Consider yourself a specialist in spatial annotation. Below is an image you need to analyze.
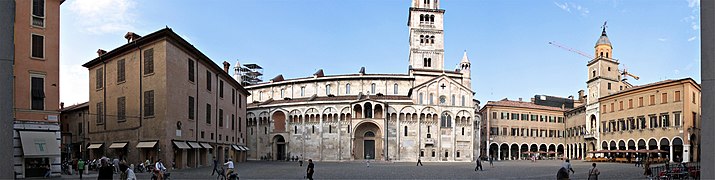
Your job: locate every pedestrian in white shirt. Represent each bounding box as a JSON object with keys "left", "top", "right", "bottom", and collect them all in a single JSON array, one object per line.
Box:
[{"left": 224, "top": 158, "right": 234, "bottom": 178}]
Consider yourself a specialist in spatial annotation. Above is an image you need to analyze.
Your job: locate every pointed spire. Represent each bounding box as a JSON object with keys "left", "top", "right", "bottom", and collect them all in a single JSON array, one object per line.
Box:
[{"left": 460, "top": 50, "right": 470, "bottom": 63}]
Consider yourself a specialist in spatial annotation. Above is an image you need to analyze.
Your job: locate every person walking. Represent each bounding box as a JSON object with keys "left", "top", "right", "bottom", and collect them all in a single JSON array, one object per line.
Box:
[
  {"left": 474, "top": 157, "right": 483, "bottom": 171},
  {"left": 113, "top": 158, "right": 120, "bottom": 174},
  {"left": 210, "top": 157, "right": 218, "bottom": 176},
  {"left": 306, "top": 159, "right": 314, "bottom": 180},
  {"left": 644, "top": 160, "right": 652, "bottom": 179},
  {"left": 119, "top": 160, "right": 129, "bottom": 180},
  {"left": 77, "top": 159, "right": 85, "bottom": 179},
  {"left": 416, "top": 157, "right": 423, "bottom": 166},
  {"left": 489, "top": 156, "right": 494, "bottom": 168},
  {"left": 562, "top": 159, "right": 575, "bottom": 175},
  {"left": 588, "top": 163, "right": 600, "bottom": 180},
  {"left": 557, "top": 166, "right": 570, "bottom": 180},
  {"left": 125, "top": 165, "right": 137, "bottom": 180}
]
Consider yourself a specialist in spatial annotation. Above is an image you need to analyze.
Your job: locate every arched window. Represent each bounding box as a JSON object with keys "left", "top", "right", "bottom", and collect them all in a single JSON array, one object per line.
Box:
[
  {"left": 393, "top": 83, "right": 398, "bottom": 94},
  {"left": 420, "top": 35, "right": 424, "bottom": 43},
  {"left": 371, "top": 83, "right": 376, "bottom": 94},
  {"left": 441, "top": 112, "right": 452, "bottom": 127},
  {"left": 420, "top": 14, "right": 424, "bottom": 22},
  {"left": 326, "top": 84, "right": 331, "bottom": 95},
  {"left": 364, "top": 131, "right": 375, "bottom": 137},
  {"left": 419, "top": 93, "right": 424, "bottom": 104},
  {"left": 606, "top": 52, "right": 609, "bottom": 58},
  {"left": 427, "top": 58, "right": 432, "bottom": 67},
  {"left": 429, "top": 93, "right": 434, "bottom": 105},
  {"left": 430, "top": 15, "right": 435, "bottom": 23},
  {"left": 423, "top": 58, "right": 428, "bottom": 67},
  {"left": 600, "top": 52, "right": 604, "bottom": 57},
  {"left": 451, "top": 94, "right": 455, "bottom": 106},
  {"left": 280, "top": 89, "right": 285, "bottom": 98},
  {"left": 346, "top": 83, "right": 351, "bottom": 94},
  {"left": 364, "top": 102, "right": 373, "bottom": 118},
  {"left": 430, "top": 36, "right": 435, "bottom": 44},
  {"left": 592, "top": 70, "right": 596, "bottom": 78}
]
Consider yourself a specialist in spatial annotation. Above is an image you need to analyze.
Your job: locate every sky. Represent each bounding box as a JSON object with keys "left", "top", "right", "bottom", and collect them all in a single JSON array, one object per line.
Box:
[{"left": 59, "top": 0, "right": 701, "bottom": 106}]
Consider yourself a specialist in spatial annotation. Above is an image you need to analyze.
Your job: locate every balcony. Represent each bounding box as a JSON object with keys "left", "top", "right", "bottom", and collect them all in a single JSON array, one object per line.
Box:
[
  {"left": 584, "top": 130, "right": 597, "bottom": 140},
  {"left": 425, "top": 138, "right": 434, "bottom": 145}
]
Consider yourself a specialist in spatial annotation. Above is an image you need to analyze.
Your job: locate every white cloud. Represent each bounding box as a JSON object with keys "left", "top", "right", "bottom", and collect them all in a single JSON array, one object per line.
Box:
[
  {"left": 554, "top": 2, "right": 570, "bottom": 12},
  {"left": 60, "top": 63, "right": 89, "bottom": 105},
  {"left": 687, "top": 0, "right": 700, "bottom": 9},
  {"left": 688, "top": 36, "right": 697, "bottom": 41},
  {"left": 68, "top": 0, "right": 137, "bottom": 34},
  {"left": 674, "top": 69, "right": 680, "bottom": 75},
  {"left": 658, "top": 38, "right": 667, "bottom": 42}
]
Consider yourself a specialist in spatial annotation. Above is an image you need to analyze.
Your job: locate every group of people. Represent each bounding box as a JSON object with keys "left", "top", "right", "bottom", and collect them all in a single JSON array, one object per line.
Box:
[
  {"left": 557, "top": 159, "right": 600, "bottom": 180},
  {"left": 210, "top": 156, "right": 237, "bottom": 179},
  {"left": 94, "top": 157, "right": 143, "bottom": 180}
]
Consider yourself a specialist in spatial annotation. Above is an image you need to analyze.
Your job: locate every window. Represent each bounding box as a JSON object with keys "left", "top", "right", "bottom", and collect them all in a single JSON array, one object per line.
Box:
[
  {"left": 420, "top": 151, "right": 424, "bottom": 157},
  {"left": 429, "top": 93, "right": 434, "bottom": 105},
  {"left": 117, "top": 59, "right": 125, "bottom": 82},
  {"left": 220, "top": 80, "right": 224, "bottom": 98},
  {"left": 394, "top": 83, "right": 398, "bottom": 94},
  {"left": 300, "top": 87, "right": 305, "bottom": 96},
  {"left": 232, "top": 89, "right": 236, "bottom": 104},
  {"left": 675, "top": 91, "right": 681, "bottom": 102},
  {"left": 188, "top": 96, "right": 195, "bottom": 119},
  {"left": 607, "top": 83, "right": 611, "bottom": 90},
  {"left": 639, "top": 97, "right": 644, "bottom": 107},
  {"left": 31, "top": 34, "right": 44, "bottom": 58},
  {"left": 610, "top": 103, "right": 614, "bottom": 112},
  {"left": 432, "top": 151, "right": 435, "bottom": 157},
  {"left": 96, "top": 68, "right": 103, "bottom": 90},
  {"left": 30, "top": 76, "right": 45, "bottom": 110},
  {"left": 96, "top": 102, "right": 103, "bottom": 124},
  {"left": 117, "top": 97, "right": 126, "bottom": 121},
  {"left": 662, "top": 93, "right": 668, "bottom": 104},
  {"left": 674, "top": 112, "right": 681, "bottom": 126},
  {"left": 329, "top": 125, "right": 332, "bottom": 133},
  {"left": 346, "top": 84, "right": 351, "bottom": 94},
  {"left": 238, "top": 117, "right": 242, "bottom": 131},
  {"left": 693, "top": 92, "right": 696, "bottom": 104},
  {"left": 201, "top": 131, "right": 205, "bottom": 139},
  {"left": 461, "top": 95, "right": 466, "bottom": 106},
  {"left": 238, "top": 95, "right": 242, "bottom": 108},
  {"left": 404, "top": 126, "right": 408, "bottom": 136},
  {"left": 78, "top": 123, "right": 83, "bottom": 135},
  {"left": 419, "top": 93, "right": 424, "bottom": 104},
  {"left": 661, "top": 113, "right": 670, "bottom": 127},
  {"left": 511, "top": 113, "right": 519, "bottom": 120},
  {"left": 294, "top": 126, "right": 298, "bottom": 134},
  {"left": 650, "top": 95, "right": 655, "bottom": 105},
  {"left": 440, "top": 113, "right": 451, "bottom": 127},
  {"left": 280, "top": 89, "right": 284, "bottom": 98},
  {"left": 206, "top": 71, "right": 212, "bottom": 91},
  {"left": 628, "top": 99, "right": 633, "bottom": 109},
  {"left": 144, "top": 90, "right": 154, "bottom": 117},
  {"left": 326, "top": 84, "right": 331, "bottom": 95},
  {"left": 144, "top": 48, "right": 154, "bottom": 75},
  {"left": 461, "top": 127, "right": 464, "bottom": 135},
  {"left": 312, "top": 126, "right": 315, "bottom": 134},
  {"left": 219, "top": 109, "right": 224, "bottom": 127},
  {"left": 491, "top": 112, "right": 496, "bottom": 120},
  {"left": 427, "top": 126, "right": 431, "bottom": 133},
  {"left": 32, "top": 0, "right": 44, "bottom": 27},
  {"left": 649, "top": 115, "right": 658, "bottom": 128},
  {"left": 371, "top": 83, "right": 376, "bottom": 94},
  {"left": 619, "top": 101, "right": 623, "bottom": 110},
  {"left": 439, "top": 95, "right": 446, "bottom": 104},
  {"left": 451, "top": 94, "right": 455, "bottom": 106},
  {"left": 445, "top": 151, "right": 449, "bottom": 157},
  {"left": 188, "top": 59, "right": 195, "bottom": 82},
  {"left": 206, "top": 104, "right": 211, "bottom": 124}
]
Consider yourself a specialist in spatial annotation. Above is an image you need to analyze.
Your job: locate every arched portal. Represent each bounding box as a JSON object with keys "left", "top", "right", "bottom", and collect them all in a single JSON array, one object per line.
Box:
[
  {"left": 510, "top": 144, "right": 519, "bottom": 160},
  {"left": 353, "top": 122, "right": 381, "bottom": 160},
  {"left": 672, "top": 138, "right": 683, "bottom": 162},
  {"left": 499, "top": 144, "right": 509, "bottom": 160},
  {"left": 520, "top": 144, "right": 529, "bottom": 160},
  {"left": 660, "top": 138, "right": 670, "bottom": 159},
  {"left": 489, "top": 143, "right": 499, "bottom": 159},
  {"left": 273, "top": 135, "right": 286, "bottom": 161}
]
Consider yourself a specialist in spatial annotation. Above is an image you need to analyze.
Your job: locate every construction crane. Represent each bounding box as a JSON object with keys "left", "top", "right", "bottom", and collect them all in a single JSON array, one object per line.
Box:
[
  {"left": 619, "top": 65, "right": 640, "bottom": 81},
  {"left": 548, "top": 41, "right": 593, "bottom": 60}
]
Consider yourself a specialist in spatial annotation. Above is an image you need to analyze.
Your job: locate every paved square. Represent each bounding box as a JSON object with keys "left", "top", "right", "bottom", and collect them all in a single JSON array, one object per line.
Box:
[{"left": 62, "top": 160, "right": 648, "bottom": 179}]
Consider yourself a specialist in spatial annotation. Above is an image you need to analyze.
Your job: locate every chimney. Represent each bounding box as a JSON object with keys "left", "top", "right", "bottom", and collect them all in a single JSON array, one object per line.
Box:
[
  {"left": 97, "top": 49, "right": 107, "bottom": 56},
  {"left": 578, "top": 90, "right": 585, "bottom": 101},
  {"left": 124, "top": 32, "right": 142, "bottom": 43},
  {"left": 223, "top": 61, "right": 230, "bottom": 73},
  {"left": 60, "top": 102, "right": 64, "bottom": 109},
  {"left": 530, "top": 98, "right": 535, "bottom": 103},
  {"left": 518, "top": 98, "right": 522, "bottom": 102}
]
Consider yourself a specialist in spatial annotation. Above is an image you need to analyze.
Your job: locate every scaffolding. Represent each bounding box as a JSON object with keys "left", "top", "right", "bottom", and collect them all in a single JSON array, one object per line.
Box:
[{"left": 239, "top": 63, "right": 263, "bottom": 86}]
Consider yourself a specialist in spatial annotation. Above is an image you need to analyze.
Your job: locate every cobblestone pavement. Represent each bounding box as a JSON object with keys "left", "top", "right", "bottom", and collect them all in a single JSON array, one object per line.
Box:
[{"left": 61, "top": 160, "right": 648, "bottom": 179}]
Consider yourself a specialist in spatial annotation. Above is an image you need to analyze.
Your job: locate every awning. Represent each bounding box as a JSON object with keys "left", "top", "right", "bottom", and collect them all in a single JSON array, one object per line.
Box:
[
  {"left": 172, "top": 141, "right": 191, "bottom": 149},
  {"left": 237, "top": 146, "right": 246, "bottom": 151},
  {"left": 200, "top": 143, "right": 212, "bottom": 149},
  {"left": 232, "top": 145, "right": 240, "bottom": 151},
  {"left": 87, "top": 143, "right": 103, "bottom": 149},
  {"left": 136, "top": 141, "right": 158, "bottom": 148},
  {"left": 109, "top": 142, "right": 128, "bottom": 149},
  {"left": 242, "top": 146, "right": 250, "bottom": 151},
  {"left": 187, "top": 142, "right": 202, "bottom": 149},
  {"left": 19, "top": 131, "right": 61, "bottom": 157}
]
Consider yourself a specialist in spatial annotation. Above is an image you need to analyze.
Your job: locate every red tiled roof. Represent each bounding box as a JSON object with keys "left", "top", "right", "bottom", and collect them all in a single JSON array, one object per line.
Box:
[
  {"left": 61, "top": 102, "right": 89, "bottom": 112},
  {"left": 484, "top": 99, "right": 567, "bottom": 112}
]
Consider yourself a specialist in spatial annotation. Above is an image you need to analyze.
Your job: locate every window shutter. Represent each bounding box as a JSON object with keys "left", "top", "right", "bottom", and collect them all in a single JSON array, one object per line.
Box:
[{"left": 144, "top": 49, "right": 154, "bottom": 74}]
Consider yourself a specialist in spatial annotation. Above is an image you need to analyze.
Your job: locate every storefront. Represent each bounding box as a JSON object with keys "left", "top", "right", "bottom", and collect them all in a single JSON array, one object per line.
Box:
[
  {"left": 172, "top": 141, "right": 191, "bottom": 169},
  {"left": 108, "top": 142, "right": 128, "bottom": 160},
  {"left": 86, "top": 143, "right": 104, "bottom": 160},
  {"left": 19, "top": 131, "right": 61, "bottom": 178},
  {"left": 136, "top": 141, "right": 159, "bottom": 163},
  {"left": 200, "top": 143, "right": 212, "bottom": 166},
  {"left": 186, "top": 142, "right": 202, "bottom": 167}
]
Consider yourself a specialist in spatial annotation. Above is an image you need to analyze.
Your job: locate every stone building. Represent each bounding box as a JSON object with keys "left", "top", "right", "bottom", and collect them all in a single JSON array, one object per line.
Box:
[
  {"left": 81, "top": 28, "right": 250, "bottom": 169},
  {"left": 245, "top": 0, "right": 480, "bottom": 162},
  {"left": 10, "top": 0, "right": 64, "bottom": 178},
  {"left": 481, "top": 26, "right": 702, "bottom": 163},
  {"left": 59, "top": 102, "right": 89, "bottom": 163}
]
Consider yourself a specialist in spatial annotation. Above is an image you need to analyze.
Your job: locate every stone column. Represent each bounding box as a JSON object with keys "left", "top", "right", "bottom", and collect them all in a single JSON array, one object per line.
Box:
[
  {"left": 669, "top": 145, "right": 674, "bottom": 163},
  {"left": 701, "top": 0, "right": 715, "bottom": 177},
  {"left": 497, "top": 147, "right": 501, "bottom": 161}
]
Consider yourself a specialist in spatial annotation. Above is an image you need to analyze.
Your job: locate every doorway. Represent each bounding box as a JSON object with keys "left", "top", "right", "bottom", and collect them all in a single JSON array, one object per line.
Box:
[
  {"left": 274, "top": 135, "right": 286, "bottom": 161},
  {"left": 364, "top": 139, "right": 375, "bottom": 159}
]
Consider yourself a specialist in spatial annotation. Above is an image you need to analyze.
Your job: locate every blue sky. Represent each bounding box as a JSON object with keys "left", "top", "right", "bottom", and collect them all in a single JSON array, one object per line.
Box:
[{"left": 59, "top": 0, "right": 701, "bottom": 105}]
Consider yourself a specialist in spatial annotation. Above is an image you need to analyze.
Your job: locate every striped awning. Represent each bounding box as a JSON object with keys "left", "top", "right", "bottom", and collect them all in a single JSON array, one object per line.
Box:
[
  {"left": 87, "top": 143, "right": 103, "bottom": 149},
  {"left": 136, "top": 141, "right": 158, "bottom": 148},
  {"left": 108, "top": 142, "right": 128, "bottom": 149},
  {"left": 187, "top": 142, "right": 202, "bottom": 149},
  {"left": 242, "top": 145, "right": 250, "bottom": 151},
  {"left": 200, "top": 143, "right": 212, "bottom": 149},
  {"left": 232, "top": 145, "right": 240, "bottom": 151},
  {"left": 172, "top": 141, "right": 191, "bottom": 149}
]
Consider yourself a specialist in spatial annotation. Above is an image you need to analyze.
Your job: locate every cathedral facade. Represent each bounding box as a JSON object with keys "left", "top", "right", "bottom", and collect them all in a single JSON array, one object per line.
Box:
[{"left": 244, "top": 0, "right": 479, "bottom": 162}]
